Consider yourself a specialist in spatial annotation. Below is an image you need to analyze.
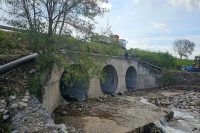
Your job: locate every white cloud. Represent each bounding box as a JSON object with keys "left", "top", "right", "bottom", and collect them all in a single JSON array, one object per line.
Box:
[
  {"left": 169, "top": 0, "right": 200, "bottom": 11},
  {"left": 153, "top": 22, "right": 170, "bottom": 32}
]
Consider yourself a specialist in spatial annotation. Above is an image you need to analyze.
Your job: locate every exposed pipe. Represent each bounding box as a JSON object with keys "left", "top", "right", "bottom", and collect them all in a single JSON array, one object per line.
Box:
[{"left": 0, "top": 53, "right": 38, "bottom": 75}]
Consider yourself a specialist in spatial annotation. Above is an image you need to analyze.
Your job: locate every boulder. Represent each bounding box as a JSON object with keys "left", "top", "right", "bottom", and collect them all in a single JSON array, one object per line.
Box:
[
  {"left": 58, "top": 129, "right": 68, "bottom": 133},
  {"left": 11, "top": 130, "right": 18, "bottom": 133},
  {"left": 18, "top": 102, "right": 28, "bottom": 108},
  {"left": 118, "top": 92, "right": 124, "bottom": 95},
  {"left": 0, "top": 109, "right": 5, "bottom": 113},
  {"left": 55, "top": 124, "right": 67, "bottom": 130},
  {"left": 0, "top": 100, "right": 7, "bottom": 109},
  {"left": 3, "top": 109, "right": 9, "bottom": 115},
  {"left": 61, "top": 111, "right": 67, "bottom": 115},
  {"left": 3, "top": 114, "right": 9, "bottom": 120},
  {"left": 25, "top": 91, "right": 30, "bottom": 96},
  {"left": 11, "top": 103, "right": 18, "bottom": 109},
  {"left": 22, "top": 98, "right": 29, "bottom": 103},
  {"left": 9, "top": 95, "right": 16, "bottom": 101}
]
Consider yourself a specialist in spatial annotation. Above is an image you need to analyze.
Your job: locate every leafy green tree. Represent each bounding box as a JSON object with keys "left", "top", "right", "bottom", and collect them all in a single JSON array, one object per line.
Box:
[
  {"left": 1, "top": 0, "right": 122, "bottom": 96},
  {"left": 1, "top": 0, "right": 109, "bottom": 48},
  {"left": 173, "top": 39, "right": 195, "bottom": 59}
]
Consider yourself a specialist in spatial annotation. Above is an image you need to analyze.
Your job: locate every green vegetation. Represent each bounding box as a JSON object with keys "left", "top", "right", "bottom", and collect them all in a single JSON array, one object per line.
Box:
[
  {"left": 0, "top": 0, "right": 121, "bottom": 99},
  {"left": 0, "top": 29, "right": 124, "bottom": 98},
  {"left": 26, "top": 33, "right": 124, "bottom": 97},
  {"left": 0, "top": 113, "right": 11, "bottom": 133},
  {"left": 159, "top": 71, "right": 174, "bottom": 87},
  {"left": 173, "top": 39, "right": 195, "bottom": 59},
  {"left": 128, "top": 48, "right": 176, "bottom": 69},
  {"left": 176, "top": 58, "right": 193, "bottom": 66},
  {"left": 128, "top": 48, "right": 193, "bottom": 70},
  {"left": 0, "top": 30, "right": 29, "bottom": 55},
  {"left": 27, "top": 73, "right": 42, "bottom": 96}
]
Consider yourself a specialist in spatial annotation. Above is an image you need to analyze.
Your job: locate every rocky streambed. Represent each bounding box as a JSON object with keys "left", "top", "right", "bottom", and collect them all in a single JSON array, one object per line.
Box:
[
  {"left": 1, "top": 86, "right": 199, "bottom": 133},
  {"left": 146, "top": 89, "right": 200, "bottom": 133},
  {"left": 132, "top": 88, "right": 200, "bottom": 133},
  {"left": 54, "top": 88, "right": 200, "bottom": 133},
  {"left": 54, "top": 91, "right": 171, "bottom": 133}
]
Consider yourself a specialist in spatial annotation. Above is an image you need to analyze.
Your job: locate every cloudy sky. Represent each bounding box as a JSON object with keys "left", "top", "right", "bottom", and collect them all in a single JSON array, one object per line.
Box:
[{"left": 96, "top": 0, "right": 200, "bottom": 59}]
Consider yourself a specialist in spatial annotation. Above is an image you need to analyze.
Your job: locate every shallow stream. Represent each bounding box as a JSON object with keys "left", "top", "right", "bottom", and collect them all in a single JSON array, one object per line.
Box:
[{"left": 140, "top": 97, "right": 200, "bottom": 133}]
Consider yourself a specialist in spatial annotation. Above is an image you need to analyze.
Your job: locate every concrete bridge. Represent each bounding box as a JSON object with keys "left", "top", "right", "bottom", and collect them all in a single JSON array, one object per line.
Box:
[{"left": 42, "top": 55, "right": 162, "bottom": 114}]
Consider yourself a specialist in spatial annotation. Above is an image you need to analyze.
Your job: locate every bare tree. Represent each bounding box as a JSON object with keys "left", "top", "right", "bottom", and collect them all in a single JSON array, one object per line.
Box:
[
  {"left": 173, "top": 39, "right": 195, "bottom": 59},
  {"left": 1, "top": 0, "right": 109, "bottom": 45}
]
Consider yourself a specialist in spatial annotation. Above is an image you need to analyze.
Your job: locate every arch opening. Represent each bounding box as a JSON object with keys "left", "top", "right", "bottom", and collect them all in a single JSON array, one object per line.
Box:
[
  {"left": 60, "top": 65, "right": 89, "bottom": 101},
  {"left": 100, "top": 65, "right": 118, "bottom": 94},
  {"left": 125, "top": 66, "right": 137, "bottom": 90}
]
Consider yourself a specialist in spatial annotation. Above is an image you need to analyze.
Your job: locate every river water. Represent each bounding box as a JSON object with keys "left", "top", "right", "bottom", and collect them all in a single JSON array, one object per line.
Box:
[{"left": 140, "top": 97, "right": 200, "bottom": 133}]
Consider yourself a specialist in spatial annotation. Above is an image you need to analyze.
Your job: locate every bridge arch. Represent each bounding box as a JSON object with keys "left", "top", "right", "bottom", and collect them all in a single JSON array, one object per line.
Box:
[
  {"left": 60, "top": 64, "right": 89, "bottom": 101},
  {"left": 125, "top": 66, "right": 137, "bottom": 90},
  {"left": 100, "top": 65, "right": 118, "bottom": 94}
]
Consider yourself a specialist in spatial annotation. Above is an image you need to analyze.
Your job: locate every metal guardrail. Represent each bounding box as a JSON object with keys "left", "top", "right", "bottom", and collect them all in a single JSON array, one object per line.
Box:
[{"left": 138, "top": 60, "right": 162, "bottom": 72}]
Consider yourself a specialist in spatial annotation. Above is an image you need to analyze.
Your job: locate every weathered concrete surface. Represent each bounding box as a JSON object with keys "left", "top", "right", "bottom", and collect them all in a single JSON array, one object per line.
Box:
[
  {"left": 42, "top": 57, "right": 161, "bottom": 114},
  {"left": 42, "top": 64, "right": 66, "bottom": 114},
  {"left": 87, "top": 58, "right": 160, "bottom": 98}
]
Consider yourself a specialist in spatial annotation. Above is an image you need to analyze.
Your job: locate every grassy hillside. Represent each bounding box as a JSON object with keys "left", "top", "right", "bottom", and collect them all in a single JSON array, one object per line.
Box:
[
  {"left": 176, "top": 58, "right": 193, "bottom": 66},
  {"left": 0, "top": 29, "right": 193, "bottom": 70},
  {"left": 0, "top": 30, "right": 124, "bottom": 57},
  {"left": 128, "top": 48, "right": 193, "bottom": 70}
]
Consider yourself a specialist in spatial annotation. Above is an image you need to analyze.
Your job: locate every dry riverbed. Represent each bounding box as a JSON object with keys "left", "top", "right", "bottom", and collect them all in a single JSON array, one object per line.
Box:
[{"left": 54, "top": 90, "right": 176, "bottom": 133}]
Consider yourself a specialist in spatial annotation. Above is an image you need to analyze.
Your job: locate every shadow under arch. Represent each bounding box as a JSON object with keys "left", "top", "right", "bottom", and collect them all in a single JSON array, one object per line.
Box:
[
  {"left": 100, "top": 65, "right": 118, "bottom": 94},
  {"left": 125, "top": 66, "right": 137, "bottom": 90},
  {"left": 60, "top": 64, "right": 89, "bottom": 101}
]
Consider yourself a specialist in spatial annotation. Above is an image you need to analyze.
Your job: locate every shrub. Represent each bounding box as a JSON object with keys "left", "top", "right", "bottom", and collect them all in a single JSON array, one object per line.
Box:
[
  {"left": 128, "top": 48, "right": 176, "bottom": 69},
  {"left": 0, "top": 30, "right": 6, "bottom": 44},
  {"left": 27, "top": 72, "right": 42, "bottom": 97}
]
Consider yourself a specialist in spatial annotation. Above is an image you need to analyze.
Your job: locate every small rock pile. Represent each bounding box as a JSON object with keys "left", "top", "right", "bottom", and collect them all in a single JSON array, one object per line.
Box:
[
  {"left": 0, "top": 99, "right": 9, "bottom": 121},
  {"left": 148, "top": 91, "right": 200, "bottom": 116},
  {"left": 56, "top": 93, "right": 124, "bottom": 116},
  {"left": 9, "top": 91, "right": 68, "bottom": 133}
]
